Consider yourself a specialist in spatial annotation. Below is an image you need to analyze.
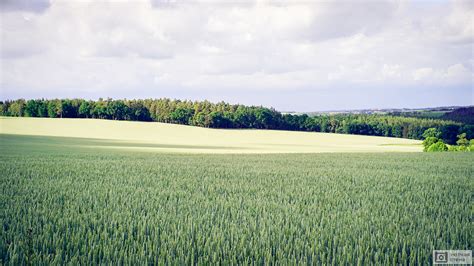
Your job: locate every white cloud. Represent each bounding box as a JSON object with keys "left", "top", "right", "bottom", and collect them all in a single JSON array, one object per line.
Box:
[
  {"left": 413, "top": 67, "right": 434, "bottom": 81},
  {"left": 412, "top": 63, "right": 472, "bottom": 84}
]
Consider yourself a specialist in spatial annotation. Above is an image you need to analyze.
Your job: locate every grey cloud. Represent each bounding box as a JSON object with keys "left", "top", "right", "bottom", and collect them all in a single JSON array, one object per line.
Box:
[
  {"left": 86, "top": 28, "right": 176, "bottom": 60},
  {"left": 0, "top": 0, "right": 472, "bottom": 110},
  {"left": 0, "top": 13, "right": 49, "bottom": 59},
  {"left": 0, "top": 0, "right": 50, "bottom": 13},
  {"left": 1, "top": 44, "right": 46, "bottom": 59},
  {"left": 150, "top": 0, "right": 178, "bottom": 9},
  {"left": 91, "top": 44, "right": 174, "bottom": 60},
  {"left": 150, "top": 0, "right": 256, "bottom": 9},
  {"left": 303, "top": 1, "right": 398, "bottom": 41}
]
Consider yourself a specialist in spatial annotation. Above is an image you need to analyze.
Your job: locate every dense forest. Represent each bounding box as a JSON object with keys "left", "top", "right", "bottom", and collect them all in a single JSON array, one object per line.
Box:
[
  {"left": 389, "top": 106, "right": 474, "bottom": 124},
  {"left": 1, "top": 98, "right": 472, "bottom": 144},
  {"left": 441, "top": 107, "right": 474, "bottom": 124}
]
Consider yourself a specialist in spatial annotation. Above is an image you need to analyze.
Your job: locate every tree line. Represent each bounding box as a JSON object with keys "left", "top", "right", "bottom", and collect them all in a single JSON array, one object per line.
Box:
[{"left": 1, "top": 98, "right": 473, "bottom": 144}]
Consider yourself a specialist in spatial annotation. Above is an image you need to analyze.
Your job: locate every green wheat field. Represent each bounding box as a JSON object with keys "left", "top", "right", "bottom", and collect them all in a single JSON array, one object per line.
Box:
[{"left": 1, "top": 119, "right": 473, "bottom": 265}]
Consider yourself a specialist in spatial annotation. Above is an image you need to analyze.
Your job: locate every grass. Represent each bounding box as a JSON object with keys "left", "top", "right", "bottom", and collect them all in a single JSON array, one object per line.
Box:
[
  {"left": 0, "top": 117, "right": 422, "bottom": 153},
  {"left": 0, "top": 133, "right": 472, "bottom": 264},
  {"left": 0, "top": 118, "right": 470, "bottom": 264}
]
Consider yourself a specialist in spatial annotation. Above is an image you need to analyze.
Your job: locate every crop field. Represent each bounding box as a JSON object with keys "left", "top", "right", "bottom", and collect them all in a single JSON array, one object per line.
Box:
[
  {"left": 0, "top": 117, "right": 422, "bottom": 153},
  {"left": 1, "top": 133, "right": 472, "bottom": 265}
]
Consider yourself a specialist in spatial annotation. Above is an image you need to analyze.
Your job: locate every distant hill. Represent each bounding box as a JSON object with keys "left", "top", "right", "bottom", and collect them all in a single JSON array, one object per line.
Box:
[
  {"left": 442, "top": 107, "right": 474, "bottom": 124},
  {"left": 297, "top": 106, "right": 466, "bottom": 116},
  {"left": 296, "top": 106, "right": 473, "bottom": 125}
]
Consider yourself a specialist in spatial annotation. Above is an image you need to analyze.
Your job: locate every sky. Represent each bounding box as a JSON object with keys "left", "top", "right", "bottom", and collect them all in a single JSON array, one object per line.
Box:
[{"left": 0, "top": 0, "right": 473, "bottom": 111}]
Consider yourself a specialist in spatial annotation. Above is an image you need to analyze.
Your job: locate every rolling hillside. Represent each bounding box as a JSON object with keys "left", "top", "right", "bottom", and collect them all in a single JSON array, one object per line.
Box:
[{"left": 0, "top": 117, "right": 421, "bottom": 153}]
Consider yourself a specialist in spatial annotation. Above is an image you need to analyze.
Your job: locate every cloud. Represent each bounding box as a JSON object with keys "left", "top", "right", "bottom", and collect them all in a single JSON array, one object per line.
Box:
[
  {"left": 412, "top": 64, "right": 472, "bottom": 84},
  {"left": 0, "top": 0, "right": 472, "bottom": 110},
  {"left": 0, "top": 0, "right": 50, "bottom": 13},
  {"left": 413, "top": 68, "right": 434, "bottom": 81},
  {"left": 303, "top": 1, "right": 398, "bottom": 41}
]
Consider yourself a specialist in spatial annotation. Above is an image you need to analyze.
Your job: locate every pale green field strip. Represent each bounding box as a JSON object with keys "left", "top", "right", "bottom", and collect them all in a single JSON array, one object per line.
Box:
[{"left": 0, "top": 117, "right": 422, "bottom": 153}]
